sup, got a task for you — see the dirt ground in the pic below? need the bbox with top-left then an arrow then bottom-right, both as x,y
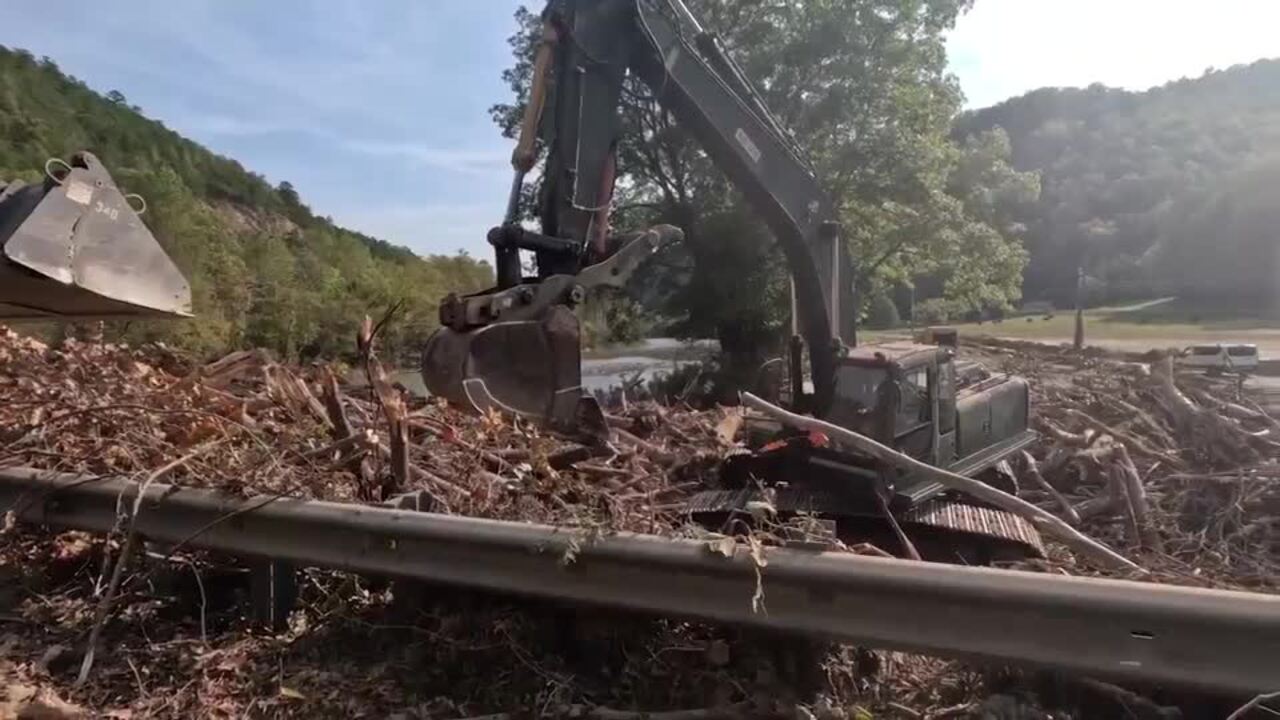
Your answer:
947,297 -> 1280,356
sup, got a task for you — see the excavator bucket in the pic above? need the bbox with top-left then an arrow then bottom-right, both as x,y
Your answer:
422,303 -> 586,428
421,224 -> 678,430
0,152 -> 192,320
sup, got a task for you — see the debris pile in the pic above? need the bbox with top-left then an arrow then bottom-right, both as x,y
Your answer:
0,325 -> 716,533
1,326 -> 1276,718
971,337 -> 1280,591
0,327 -> 894,718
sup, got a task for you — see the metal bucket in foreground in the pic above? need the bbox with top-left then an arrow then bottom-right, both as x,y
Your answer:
0,152 -> 192,320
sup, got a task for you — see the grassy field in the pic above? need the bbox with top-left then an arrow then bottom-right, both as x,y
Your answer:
945,297 -> 1280,354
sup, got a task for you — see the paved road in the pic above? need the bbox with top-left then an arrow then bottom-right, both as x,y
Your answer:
1103,297 -> 1178,313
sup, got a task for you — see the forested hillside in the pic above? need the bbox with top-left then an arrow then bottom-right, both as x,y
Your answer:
0,46 -> 491,361
955,59 -> 1280,309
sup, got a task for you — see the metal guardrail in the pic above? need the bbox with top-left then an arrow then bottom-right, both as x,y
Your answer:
3,467 -> 1279,693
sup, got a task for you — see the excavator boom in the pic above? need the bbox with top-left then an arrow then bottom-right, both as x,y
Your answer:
422,0 -> 852,425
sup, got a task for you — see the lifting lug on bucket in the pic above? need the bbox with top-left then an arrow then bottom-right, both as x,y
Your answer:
0,152 -> 192,320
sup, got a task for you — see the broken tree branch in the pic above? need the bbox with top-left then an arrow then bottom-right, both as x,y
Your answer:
1020,450 -> 1081,524
77,442 -> 220,686
876,491 -> 921,561
1064,408 -> 1185,470
1114,445 -> 1162,552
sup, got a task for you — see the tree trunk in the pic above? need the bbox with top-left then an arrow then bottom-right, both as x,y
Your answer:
716,323 -> 774,401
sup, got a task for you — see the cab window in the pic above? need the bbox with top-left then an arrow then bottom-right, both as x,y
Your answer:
835,365 -> 886,411
937,361 -> 956,434
898,367 -> 930,428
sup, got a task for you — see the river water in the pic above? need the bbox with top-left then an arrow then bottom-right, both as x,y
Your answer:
385,337 -> 715,396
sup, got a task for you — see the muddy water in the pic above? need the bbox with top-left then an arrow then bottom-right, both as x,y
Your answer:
384,338 -> 715,396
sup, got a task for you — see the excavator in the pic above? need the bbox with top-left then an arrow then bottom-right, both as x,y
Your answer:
421,0 -> 1041,559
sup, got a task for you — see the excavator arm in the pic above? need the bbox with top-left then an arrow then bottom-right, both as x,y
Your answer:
422,0 -> 855,425
627,0 -> 857,407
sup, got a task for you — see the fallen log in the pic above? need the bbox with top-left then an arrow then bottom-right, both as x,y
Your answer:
1064,408 -> 1185,470
1074,491 -> 1121,522
612,426 -> 677,466
547,445 -> 599,469
320,367 -> 355,439
1152,356 -> 1280,458
1036,418 -> 1093,448
740,392 -> 1142,572
1114,445 -> 1162,552
1102,396 -> 1179,450
1019,450 -> 1081,525
1109,464 -> 1142,549
1151,356 -> 1201,425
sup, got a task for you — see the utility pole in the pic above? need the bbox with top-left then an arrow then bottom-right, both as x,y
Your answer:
907,284 -> 916,332
1073,265 -> 1085,351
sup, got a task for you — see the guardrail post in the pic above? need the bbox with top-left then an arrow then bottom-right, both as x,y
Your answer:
249,558 -> 297,631
383,490 -> 438,623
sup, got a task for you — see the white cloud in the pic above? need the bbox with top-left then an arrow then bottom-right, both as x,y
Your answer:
947,0 -> 1280,108
342,140 -> 510,177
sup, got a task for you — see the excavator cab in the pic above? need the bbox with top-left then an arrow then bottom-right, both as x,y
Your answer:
824,342 -> 1035,475
0,152 -> 191,320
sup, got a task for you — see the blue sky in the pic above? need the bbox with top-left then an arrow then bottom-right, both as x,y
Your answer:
1,1 -> 1277,257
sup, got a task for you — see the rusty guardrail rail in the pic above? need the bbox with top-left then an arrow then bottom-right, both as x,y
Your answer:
3,466 -> 1279,693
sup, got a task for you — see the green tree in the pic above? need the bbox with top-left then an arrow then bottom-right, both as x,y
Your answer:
492,1 -> 1028,373
1152,155 -> 1280,307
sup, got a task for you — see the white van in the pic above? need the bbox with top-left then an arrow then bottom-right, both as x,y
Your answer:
1180,344 -> 1259,374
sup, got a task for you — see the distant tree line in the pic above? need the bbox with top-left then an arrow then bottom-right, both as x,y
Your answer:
955,60 -> 1280,311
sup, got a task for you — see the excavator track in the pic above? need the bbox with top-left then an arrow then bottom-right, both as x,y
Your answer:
686,489 -> 1043,563
900,497 -> 1044,562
